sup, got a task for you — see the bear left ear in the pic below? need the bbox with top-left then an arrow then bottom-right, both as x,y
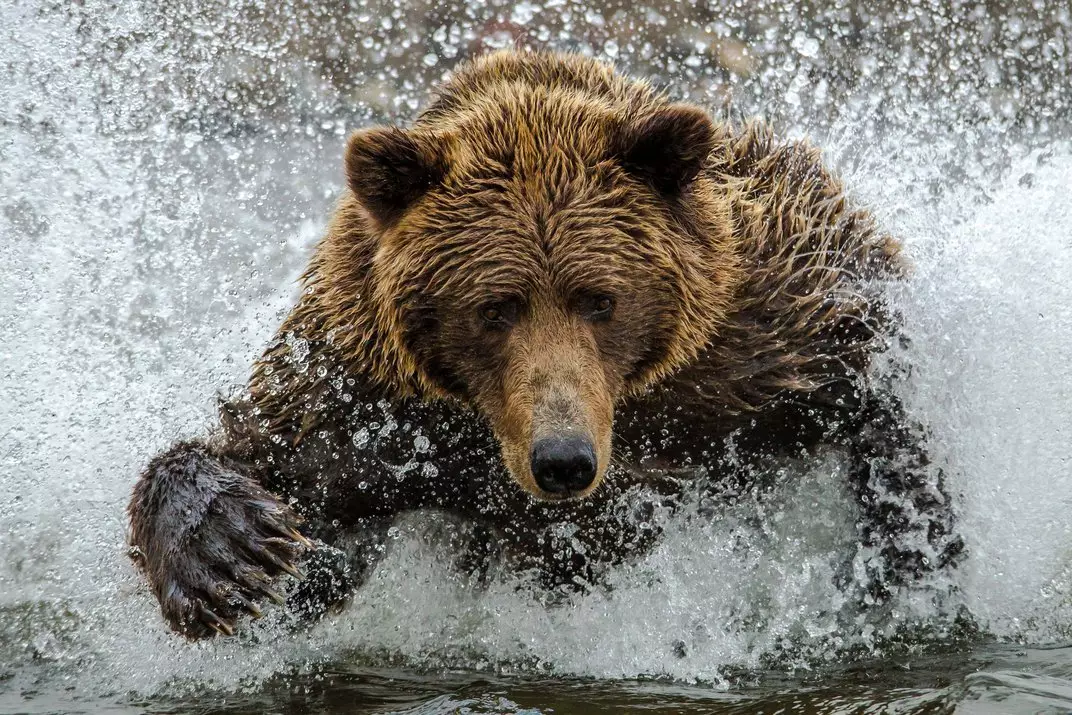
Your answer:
345,127 -> 448,226
615,103 -> 716,194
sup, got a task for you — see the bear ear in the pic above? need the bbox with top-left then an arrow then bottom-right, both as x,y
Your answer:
615,103 -> 716,194
345,127 -> 448,226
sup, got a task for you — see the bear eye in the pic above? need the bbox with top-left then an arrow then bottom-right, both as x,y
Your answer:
478,301 -> 517,329
587,295 -> 616,322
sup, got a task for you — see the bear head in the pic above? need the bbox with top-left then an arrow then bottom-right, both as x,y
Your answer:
323,52 -> 741,501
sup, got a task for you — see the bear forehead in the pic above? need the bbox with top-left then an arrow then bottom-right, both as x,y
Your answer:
388,185 -> 683,306
431,86 -> 635,178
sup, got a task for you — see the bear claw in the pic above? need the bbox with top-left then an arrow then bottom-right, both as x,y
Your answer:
199,607 -> 235,636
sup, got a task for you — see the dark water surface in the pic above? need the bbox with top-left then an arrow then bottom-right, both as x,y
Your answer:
5,644 -> 1072,714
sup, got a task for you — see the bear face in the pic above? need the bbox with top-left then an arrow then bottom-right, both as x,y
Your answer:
333,52 -> 742,501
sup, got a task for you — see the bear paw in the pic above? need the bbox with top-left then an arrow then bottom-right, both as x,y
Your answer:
129,443 -> 313,639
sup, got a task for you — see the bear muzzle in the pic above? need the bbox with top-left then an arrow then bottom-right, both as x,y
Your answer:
490,314 -> 615,501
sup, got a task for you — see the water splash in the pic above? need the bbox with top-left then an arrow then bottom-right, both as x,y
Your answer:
895,147 -> 1072,645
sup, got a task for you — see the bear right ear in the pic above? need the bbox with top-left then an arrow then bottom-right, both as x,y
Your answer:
345,127 -> 448,226
615,103 -> 716,194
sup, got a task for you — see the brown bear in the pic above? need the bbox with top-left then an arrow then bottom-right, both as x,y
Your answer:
128,50 -> 963,639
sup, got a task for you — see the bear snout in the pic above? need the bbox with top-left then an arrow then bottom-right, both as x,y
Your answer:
529,432 -> 597,495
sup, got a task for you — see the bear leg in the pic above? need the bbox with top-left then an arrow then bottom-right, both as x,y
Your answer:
844,393 -> 966,601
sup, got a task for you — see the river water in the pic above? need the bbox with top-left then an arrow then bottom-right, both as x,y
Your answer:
1,1 -> 1070,713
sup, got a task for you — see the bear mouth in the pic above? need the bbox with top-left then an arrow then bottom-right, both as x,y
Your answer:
530,489 -> 587,503
522,475 -> 604,504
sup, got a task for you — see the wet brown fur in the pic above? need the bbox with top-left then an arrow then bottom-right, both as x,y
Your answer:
128,50 -> 960,639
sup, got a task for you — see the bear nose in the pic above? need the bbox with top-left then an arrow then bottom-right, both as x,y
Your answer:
530,433 -> 597,495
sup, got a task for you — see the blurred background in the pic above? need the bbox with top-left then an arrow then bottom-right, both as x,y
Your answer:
88,0 -> 1070,136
